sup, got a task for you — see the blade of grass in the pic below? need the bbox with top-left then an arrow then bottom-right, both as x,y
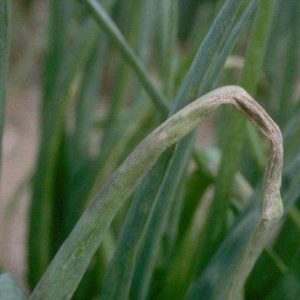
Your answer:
51,131 -> 73,253
79,0 -> 169,115
65,30 -> 111,238
75,6 -> 159,286
66,107 -> 154,241
264,0 -> 291,115
187,140 -> 300,299
99,0 -> 156,172
130,2 -> 259,299
28,0 -> 71,287
73,40 -> 107,169
100,150 -> 173,300
63,1 -> 163,242
0,0 -> 11,175
267,273 -> 300,300
159,151 -> 252,299
102,1 -> 250,298
178,0 -> 215,42
157,0 -> 178,98
28,19 -> 100,286
31,86 -> 282,300
86,3 -> 165,298
193,148 -> 253,203
258,160 -> 300,288
193,0 -> 276,275
177,166 -> 214,240
98,56 -> 131,163
66,0 -> 158,230
264,0 -> 285,81
99,0 -> 144,154
72,229 -> 115,299
161,188 -> 214,300
42,0 -> 70,117
186,212 -> 271,299
283,109 -> 300,162
130,138 -> 193,300
278,0 -> 300,124
246,210 -> 300,298
163,178 -> 186,259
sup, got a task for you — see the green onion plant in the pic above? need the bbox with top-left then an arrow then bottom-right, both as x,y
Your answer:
1,0 -> 300,299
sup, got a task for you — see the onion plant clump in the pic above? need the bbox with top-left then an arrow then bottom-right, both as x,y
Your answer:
1,0 -> 300,299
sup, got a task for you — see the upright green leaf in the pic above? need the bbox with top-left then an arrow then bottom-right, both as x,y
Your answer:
278,0 -> 300,124
157,0 -> 178,98
194,0 -> 276,274
102,1 -> 249,299
131,2 -> 259,299
28,16 -> 100,286
66,0 -> 158,234
28,0 -> 71,287
0,0 -> 10,173
161,187 -> 214,300
263,0 -> 290,115
80,0 -> 169,115
64,38 -> 109,240
73,41 -> 107,168
246,213 -> 300,298
187,133 -> 300,299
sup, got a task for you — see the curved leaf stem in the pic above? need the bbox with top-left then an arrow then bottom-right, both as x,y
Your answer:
31,86 -> 283,300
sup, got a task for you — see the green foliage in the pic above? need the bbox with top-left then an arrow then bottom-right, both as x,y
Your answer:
0,0 -> 10,172
1,0 -> 300,299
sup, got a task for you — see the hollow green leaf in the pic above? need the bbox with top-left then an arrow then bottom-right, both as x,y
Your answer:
187,147 -> 300,299
160,186 -> 214,300
278,0 -> 300,124
73,40 -> 108,169
267,274 -> 300,300
65,0 -> 158,235
157,0 -> 178,98
28,17 -> 100,287
246,212 -> 300,298
194,0 -> 276,274
130,2 -> 259,299
102,0 -> 250,298
27,0 -> 72,287
178,168 -> 214,241
80,0 -> 169,115
0,0 -> 10,173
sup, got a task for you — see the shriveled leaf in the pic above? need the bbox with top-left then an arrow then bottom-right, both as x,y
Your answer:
31,86 -> 283,300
